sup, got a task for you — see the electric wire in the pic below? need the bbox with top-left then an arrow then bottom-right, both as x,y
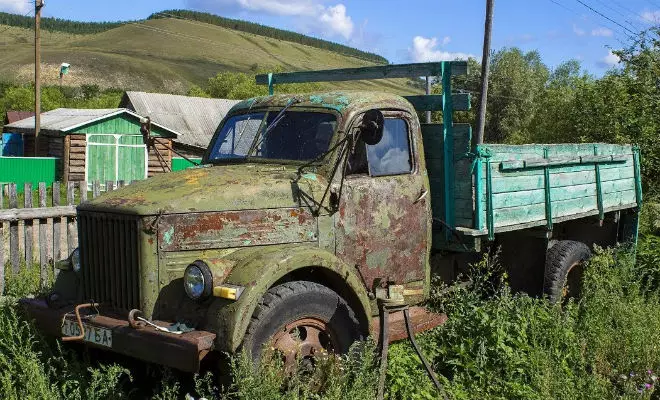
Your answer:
573,0 -> 639,37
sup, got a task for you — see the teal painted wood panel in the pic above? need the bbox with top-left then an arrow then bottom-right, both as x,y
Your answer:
487,165 -> 635,194
87,135 -> 116,182
487,178 -> 636,209
404,94 -> 470,112
471,143 -> 639,233
492,190 -> 637,228
256,61 -> 468,85
118,135 -> 146,182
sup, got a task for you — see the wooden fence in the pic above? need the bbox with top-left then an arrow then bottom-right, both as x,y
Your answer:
0,180 -> 132,295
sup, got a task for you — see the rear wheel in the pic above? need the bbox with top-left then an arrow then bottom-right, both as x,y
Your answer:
543,240 -> 591,303
242,281 -> 362,368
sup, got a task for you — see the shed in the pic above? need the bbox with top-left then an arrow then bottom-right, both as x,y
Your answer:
3,108 -> 180,183
120,91 -> 240,157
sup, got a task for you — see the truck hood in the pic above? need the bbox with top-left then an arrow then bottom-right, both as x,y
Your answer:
78,164 -> 328,216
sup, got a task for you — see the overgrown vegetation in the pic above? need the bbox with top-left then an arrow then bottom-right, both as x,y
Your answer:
2,225 -> 660,399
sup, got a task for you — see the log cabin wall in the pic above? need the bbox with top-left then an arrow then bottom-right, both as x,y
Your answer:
63,134 -> 87,182
148,138 -> 173,177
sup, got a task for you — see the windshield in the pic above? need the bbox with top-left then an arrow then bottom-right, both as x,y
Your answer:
208,111 -> 337,162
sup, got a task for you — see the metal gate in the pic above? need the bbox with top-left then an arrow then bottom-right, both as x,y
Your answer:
86,134 -> 147,188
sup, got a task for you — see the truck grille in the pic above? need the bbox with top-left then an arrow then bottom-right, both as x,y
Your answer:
78,211 -> 140,310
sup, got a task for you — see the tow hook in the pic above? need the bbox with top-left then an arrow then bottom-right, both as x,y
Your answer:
128,309 -> 147,329
61,303 -> 100,342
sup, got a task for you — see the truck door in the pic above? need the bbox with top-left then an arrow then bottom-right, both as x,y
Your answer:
335,111 -> 430,292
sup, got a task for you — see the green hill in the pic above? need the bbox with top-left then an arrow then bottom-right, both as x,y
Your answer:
0,11 -> 418,95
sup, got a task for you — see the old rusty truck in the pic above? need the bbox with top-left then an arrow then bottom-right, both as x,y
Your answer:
21,62 -> 642,372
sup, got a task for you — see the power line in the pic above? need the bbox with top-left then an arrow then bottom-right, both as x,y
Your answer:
590,0 -> 644,32
545,0 -> 630,40
573,0 -> 638,37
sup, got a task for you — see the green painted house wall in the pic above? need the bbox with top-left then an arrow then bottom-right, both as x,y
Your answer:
71,114 -> 171,137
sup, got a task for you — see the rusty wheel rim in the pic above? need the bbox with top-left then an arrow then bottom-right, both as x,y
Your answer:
563,261 -> 584,299
269,317 -> 336,370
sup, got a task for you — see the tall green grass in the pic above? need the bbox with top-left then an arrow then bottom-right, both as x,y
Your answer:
2,235 -> 660,399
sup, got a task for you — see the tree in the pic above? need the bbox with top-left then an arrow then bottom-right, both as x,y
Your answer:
485,48 -> 549,143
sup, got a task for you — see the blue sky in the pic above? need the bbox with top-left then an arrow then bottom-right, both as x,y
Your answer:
2,0 -> 659,74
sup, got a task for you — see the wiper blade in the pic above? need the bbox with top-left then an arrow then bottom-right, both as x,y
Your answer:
253,98 -> 299,152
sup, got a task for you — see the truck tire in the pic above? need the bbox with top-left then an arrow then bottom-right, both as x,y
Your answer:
242,281 -> 362,367
543,240 -> 591,303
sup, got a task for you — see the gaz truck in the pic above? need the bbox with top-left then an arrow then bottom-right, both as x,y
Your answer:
21,62 -> 641,372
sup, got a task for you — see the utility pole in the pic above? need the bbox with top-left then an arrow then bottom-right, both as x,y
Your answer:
475,0 -> 494,147
34,0 -> 44,156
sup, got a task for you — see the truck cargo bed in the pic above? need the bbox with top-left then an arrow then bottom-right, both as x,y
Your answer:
422,124 -> 642,249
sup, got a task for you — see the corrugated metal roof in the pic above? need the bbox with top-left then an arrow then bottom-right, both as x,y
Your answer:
121,91 -> 240,149
3,108 -> 180,136
5,111 -> 35,124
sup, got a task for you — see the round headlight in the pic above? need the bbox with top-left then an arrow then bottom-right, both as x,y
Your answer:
184,260 -> 213,300
70,248 -> 81,273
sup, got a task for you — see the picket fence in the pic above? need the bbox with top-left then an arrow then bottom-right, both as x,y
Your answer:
0,180 -> 133,295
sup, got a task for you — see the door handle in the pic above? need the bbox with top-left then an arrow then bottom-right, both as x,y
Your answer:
414,189 -> 428,203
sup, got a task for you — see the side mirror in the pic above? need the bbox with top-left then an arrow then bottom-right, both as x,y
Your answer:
358,109 -> 384,146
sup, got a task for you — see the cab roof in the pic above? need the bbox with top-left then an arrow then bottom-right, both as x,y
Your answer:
228,91 -> 416,115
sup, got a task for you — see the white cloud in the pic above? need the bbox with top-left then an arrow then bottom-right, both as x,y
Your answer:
188,0 -> 354,39
409,36 -> 474,62
319,4 -> 353,40
641,10 -> 660,24
591,27 -> 613,37
602,50 -> 620,67
573,25 -> 586,36
0,0 -> 30,14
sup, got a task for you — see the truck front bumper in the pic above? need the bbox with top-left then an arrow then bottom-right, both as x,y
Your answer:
20,298 -> 216,373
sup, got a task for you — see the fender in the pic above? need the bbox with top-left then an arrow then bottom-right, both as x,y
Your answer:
204,243 -> 372,352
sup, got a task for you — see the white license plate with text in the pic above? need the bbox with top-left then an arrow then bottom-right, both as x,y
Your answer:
62,320 -> 113,348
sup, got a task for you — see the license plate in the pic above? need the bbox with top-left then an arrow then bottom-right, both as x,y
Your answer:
62,319 -> 113,348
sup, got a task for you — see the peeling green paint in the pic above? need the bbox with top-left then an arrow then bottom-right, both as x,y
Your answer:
163,226 -> 175,245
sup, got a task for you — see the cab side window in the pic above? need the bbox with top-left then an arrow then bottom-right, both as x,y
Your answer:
366,118 -> 412,176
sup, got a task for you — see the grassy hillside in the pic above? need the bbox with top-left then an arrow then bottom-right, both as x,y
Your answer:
0,16 -> 418,95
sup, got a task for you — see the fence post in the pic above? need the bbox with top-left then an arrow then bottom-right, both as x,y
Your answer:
66,182 -> 76,254
24,183 -> 33,265
39,182 -> 49,288
52,182 -> 61,266
80,180 -> 88,202
93,180 -> 100,198
9,184 -> 19,274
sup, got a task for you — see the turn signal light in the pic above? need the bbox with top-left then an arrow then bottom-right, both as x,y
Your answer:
213,284 -> 244,300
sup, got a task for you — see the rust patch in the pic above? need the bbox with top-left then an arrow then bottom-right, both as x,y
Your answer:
158,208 -> 317,252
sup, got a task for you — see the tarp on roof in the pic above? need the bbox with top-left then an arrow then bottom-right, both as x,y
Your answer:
121,91 -> 240,150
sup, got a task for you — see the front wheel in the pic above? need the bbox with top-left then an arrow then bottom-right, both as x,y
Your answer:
242,281 -> 362,367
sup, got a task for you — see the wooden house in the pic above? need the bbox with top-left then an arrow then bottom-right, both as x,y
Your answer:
120,91 -> 240,157
2,108 -> 180,183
